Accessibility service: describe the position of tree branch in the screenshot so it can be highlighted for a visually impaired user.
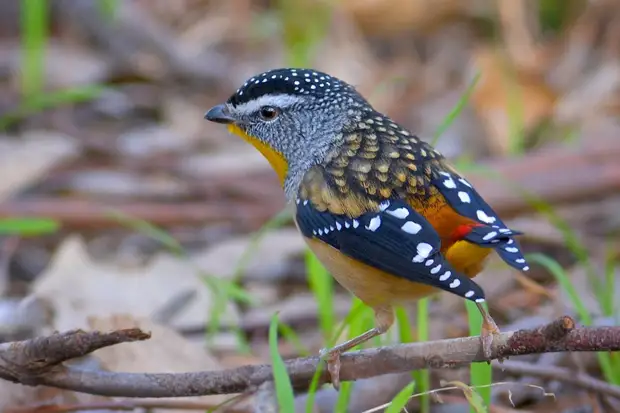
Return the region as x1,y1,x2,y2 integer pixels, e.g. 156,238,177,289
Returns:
1,317,619,399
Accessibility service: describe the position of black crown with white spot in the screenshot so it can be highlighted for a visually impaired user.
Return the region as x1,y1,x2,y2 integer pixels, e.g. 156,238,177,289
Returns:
227,68,365,107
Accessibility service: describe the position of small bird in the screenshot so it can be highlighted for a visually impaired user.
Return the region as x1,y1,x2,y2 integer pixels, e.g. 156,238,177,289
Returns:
205,68,529,388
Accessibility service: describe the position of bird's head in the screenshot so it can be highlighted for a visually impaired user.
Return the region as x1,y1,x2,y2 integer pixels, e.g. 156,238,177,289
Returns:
204,68,371,197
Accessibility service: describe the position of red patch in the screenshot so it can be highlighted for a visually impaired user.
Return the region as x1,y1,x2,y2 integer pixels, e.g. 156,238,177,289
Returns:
451,223,481,242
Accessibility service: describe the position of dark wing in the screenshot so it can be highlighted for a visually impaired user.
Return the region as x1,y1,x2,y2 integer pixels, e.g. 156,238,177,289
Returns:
296,198,487,303
430,172,530,272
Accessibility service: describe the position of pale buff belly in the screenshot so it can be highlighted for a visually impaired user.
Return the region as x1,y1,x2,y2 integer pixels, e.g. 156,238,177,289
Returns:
304,237,440,307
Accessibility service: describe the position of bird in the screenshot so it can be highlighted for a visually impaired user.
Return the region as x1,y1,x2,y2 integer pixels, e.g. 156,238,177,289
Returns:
204,68,530,388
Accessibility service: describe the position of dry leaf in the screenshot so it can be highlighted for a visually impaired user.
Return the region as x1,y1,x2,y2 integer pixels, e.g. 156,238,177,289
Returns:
28,236,240,332
0,131,80,201
87,314,230,411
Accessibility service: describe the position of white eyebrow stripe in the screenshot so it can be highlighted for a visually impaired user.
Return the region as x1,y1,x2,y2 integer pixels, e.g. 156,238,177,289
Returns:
231,94,306,115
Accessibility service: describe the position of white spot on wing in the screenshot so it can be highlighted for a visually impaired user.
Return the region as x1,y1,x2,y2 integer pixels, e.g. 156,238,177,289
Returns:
378,200,390,211
401,221,422,234
465,290,475,298
352,219,360,229
430,264,442,274
425,259,434,267
458,191,471,203
505,247,519,253
336,222,342,231
515,258,525,264
439,271,451,281
366,216,381,232
412,242,433,263
443,176,456,189
386,208,410,219
449,279,461,289
476,210,497,224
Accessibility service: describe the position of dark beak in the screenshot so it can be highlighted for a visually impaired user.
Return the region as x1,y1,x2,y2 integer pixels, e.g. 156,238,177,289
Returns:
204,104,235,124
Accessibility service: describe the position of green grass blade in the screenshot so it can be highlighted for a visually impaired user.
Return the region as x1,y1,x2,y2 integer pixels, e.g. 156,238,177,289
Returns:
98,0,118,19
306,250,334,341
232,207,291,282
20,0,48,98
527,253,618,384
0,218,60,236
432,71,481,146
465,300,492,411
0,86,106,131
414,299,431,413
384,380,416,413
395,306,413,343
106,210,185,256
526,253,591,324
278,321,310,357
269,313,296,411
336,297,370,411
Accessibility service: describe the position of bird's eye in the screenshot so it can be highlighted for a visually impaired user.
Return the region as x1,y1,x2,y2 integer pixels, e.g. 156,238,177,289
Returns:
259,106,279,121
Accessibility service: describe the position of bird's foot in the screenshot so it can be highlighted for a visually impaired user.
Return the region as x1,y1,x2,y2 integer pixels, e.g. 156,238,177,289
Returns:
480,313,501,360
319,347,342,390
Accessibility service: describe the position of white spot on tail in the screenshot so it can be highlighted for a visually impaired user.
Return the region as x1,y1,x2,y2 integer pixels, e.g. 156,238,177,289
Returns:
505,247,519,253
482,231,498,241
387,208,410,219
515,258,525,264
475,298,485,303
523,266,530,271
366,216,381,232
465,290,475,298
401,221,422,234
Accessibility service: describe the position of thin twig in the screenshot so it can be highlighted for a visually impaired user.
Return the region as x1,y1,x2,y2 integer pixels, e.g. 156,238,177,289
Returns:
494,360,620,400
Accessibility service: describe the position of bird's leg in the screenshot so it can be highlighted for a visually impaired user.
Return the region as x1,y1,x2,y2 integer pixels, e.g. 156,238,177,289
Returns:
476,302,500,359
320,306,394,390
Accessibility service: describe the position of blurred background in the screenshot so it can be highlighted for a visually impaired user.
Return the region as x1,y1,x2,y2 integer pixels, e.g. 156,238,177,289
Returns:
0,0,619,412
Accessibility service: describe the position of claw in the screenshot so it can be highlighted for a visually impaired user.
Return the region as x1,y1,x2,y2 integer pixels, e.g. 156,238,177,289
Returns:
319,347,342,390
477,302,501,360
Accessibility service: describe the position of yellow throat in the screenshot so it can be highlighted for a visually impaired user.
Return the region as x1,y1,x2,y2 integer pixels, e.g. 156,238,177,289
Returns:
227,124,289,185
